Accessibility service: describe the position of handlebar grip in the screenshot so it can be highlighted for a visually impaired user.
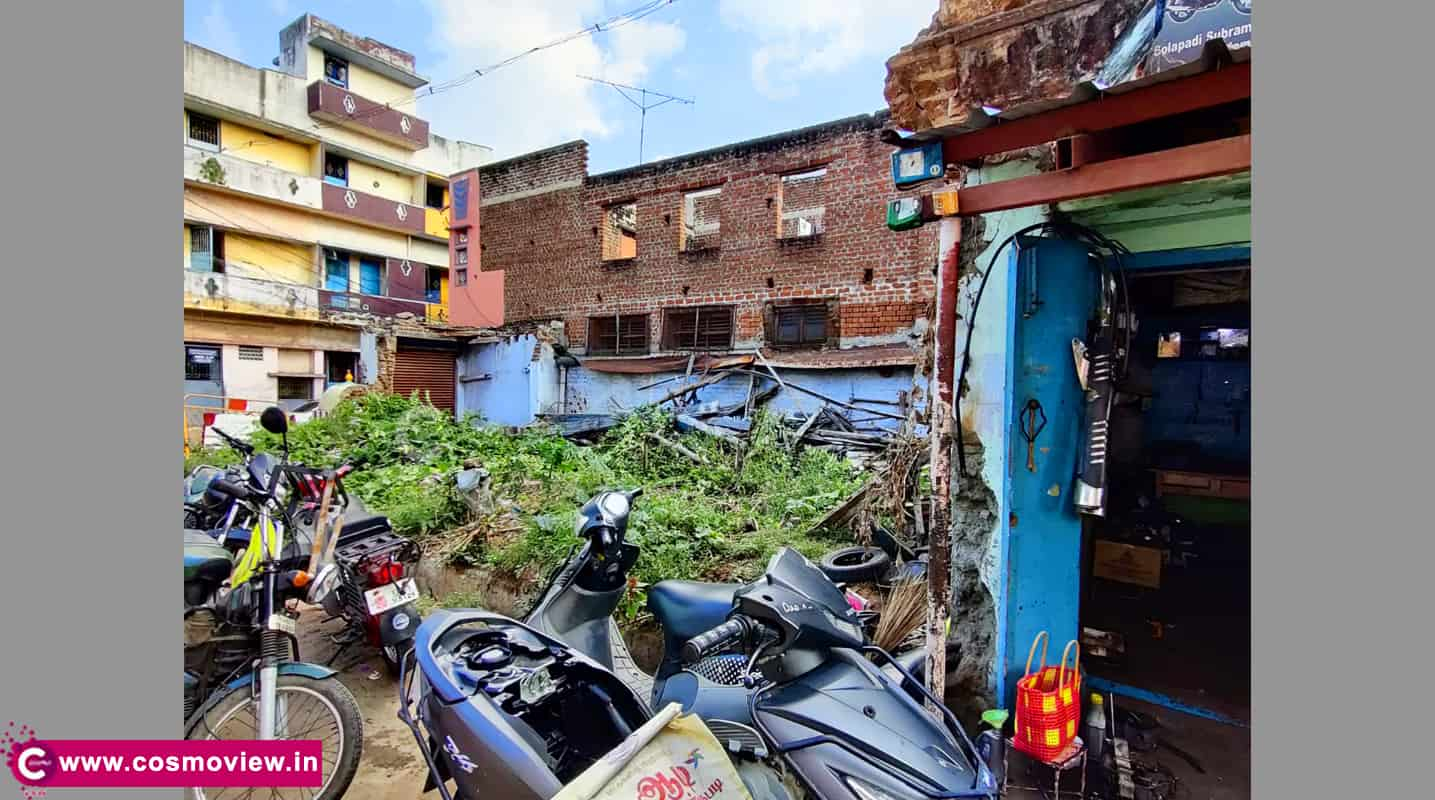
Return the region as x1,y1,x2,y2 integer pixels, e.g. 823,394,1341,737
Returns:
210,478,252,500
682,618,747,664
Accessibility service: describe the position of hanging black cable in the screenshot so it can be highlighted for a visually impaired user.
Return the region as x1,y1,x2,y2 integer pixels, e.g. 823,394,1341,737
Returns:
949,219,1133,479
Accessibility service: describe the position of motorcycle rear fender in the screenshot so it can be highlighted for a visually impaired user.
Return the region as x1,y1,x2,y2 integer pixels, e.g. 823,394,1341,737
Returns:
377,605,420,646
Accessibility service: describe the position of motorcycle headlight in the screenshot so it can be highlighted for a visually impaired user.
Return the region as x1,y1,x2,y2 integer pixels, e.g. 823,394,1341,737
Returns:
599,492,629,519
307,563,340,606
843,776,909,800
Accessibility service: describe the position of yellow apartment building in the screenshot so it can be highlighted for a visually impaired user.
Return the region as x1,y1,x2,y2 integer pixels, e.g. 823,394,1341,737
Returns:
183,14,491,426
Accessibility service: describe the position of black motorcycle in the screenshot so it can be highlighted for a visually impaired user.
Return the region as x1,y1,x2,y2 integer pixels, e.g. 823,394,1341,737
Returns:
183,426,270,543
399,489,999,800
183,407,364,800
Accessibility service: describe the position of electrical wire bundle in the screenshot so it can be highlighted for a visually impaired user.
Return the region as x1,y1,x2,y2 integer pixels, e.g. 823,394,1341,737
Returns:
952,218,1133,479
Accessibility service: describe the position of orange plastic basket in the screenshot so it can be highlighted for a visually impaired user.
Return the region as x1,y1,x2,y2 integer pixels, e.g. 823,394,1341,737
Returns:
1012,631,1082,763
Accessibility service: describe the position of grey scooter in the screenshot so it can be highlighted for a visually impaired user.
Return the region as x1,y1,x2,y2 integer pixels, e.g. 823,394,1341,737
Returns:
400,542,1000,799
521,489,947,727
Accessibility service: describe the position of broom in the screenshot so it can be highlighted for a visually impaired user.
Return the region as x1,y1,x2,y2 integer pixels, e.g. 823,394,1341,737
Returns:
873,578,927,652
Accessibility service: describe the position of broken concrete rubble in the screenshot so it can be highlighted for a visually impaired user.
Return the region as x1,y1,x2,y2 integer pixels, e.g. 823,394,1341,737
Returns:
884,0,1148,133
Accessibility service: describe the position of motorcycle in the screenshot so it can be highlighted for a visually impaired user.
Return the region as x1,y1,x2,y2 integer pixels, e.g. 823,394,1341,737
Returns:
293,461,423,676
184,408,423,676
183,426,270,545
399,543,998,799
183,407,364,800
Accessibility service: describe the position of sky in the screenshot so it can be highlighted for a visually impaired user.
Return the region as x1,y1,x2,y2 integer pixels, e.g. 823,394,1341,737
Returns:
183,0,937,174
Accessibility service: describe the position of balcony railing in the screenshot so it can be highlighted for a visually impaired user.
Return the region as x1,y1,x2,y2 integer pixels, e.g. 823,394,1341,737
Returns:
184,269,321,320
321,182,425,235
306,81,429,150
183,145,322,210
319,290,429,318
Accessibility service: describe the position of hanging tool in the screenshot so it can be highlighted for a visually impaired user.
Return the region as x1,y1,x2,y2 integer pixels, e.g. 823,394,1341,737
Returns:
1018,398,1047,473
1074,272,1121,517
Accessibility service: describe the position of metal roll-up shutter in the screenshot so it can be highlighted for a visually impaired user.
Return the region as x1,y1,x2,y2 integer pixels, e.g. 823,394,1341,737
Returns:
393,341,457,412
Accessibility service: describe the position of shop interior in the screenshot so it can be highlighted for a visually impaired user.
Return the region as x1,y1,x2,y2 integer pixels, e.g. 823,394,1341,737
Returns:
1080,263,1252,726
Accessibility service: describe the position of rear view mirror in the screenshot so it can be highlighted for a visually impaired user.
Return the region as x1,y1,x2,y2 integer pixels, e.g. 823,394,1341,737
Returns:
259,406,289,435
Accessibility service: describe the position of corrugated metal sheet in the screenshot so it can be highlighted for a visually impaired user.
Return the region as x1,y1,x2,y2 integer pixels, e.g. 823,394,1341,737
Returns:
394,347,457,412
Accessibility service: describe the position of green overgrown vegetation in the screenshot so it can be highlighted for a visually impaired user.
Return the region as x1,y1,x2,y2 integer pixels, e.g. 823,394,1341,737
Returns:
185,394,863,610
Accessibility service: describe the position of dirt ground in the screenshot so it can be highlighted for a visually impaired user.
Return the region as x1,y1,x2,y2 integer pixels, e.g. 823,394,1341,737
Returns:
1005,695,1251,800
296,607,431,800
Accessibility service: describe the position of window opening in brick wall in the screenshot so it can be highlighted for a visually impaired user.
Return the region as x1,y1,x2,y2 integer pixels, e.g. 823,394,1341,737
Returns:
324,152,349,187
663,306,734,351
237,345,264,361
187,112,221,151
771,303,831,348
188,225,225,273
455,268,468,287
277,377,314,401
602,202,638,261
779,167,827,239
682,187,721,251
588,314,651,356
323,54,349,89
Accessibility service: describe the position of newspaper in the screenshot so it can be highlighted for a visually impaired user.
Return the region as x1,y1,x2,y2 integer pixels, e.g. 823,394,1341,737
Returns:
551,703,754,800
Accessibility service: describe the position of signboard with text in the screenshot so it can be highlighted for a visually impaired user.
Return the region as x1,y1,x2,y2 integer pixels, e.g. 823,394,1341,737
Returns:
1147,0,1252,73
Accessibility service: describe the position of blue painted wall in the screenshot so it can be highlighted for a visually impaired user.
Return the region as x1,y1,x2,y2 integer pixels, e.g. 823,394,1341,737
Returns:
457,334,546,426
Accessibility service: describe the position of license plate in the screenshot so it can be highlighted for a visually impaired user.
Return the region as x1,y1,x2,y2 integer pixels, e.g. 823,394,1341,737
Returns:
267,613,297,635
364,578,418,616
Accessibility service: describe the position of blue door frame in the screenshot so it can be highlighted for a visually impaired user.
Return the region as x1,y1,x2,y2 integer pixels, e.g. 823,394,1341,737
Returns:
994,242,1252,725
996,237,1093,705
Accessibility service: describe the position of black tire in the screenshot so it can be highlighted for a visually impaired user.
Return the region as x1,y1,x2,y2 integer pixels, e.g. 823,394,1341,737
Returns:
382,642,410,678
185,673,363,800
818,546,892,584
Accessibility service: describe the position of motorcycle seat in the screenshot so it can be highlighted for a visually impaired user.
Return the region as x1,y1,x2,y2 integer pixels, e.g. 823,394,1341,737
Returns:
184,552,232,588
647,580,742,645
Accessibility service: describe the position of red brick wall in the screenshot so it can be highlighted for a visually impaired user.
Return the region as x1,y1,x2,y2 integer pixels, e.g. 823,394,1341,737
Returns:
477,115,938,354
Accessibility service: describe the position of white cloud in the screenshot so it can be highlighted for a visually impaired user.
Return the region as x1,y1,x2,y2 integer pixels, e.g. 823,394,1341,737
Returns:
268,0,290,17
199,0,243,60
419,0,686,161
718,0,935,99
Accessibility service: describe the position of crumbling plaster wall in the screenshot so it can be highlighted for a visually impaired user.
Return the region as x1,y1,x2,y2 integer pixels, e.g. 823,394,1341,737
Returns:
948,155,1051,708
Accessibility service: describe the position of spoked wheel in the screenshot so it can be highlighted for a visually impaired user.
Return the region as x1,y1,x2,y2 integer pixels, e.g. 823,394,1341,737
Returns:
185,674,363,800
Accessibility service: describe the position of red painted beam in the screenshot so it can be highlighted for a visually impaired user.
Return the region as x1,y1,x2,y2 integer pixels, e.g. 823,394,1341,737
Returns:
955,134,1250,216
942,62,1251,164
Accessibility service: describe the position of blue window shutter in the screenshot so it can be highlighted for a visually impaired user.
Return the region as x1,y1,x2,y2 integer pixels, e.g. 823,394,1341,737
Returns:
325,253,349,292
359,259,382,295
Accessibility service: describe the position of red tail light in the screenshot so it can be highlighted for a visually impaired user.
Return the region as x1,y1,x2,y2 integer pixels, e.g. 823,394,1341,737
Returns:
367,558,404,587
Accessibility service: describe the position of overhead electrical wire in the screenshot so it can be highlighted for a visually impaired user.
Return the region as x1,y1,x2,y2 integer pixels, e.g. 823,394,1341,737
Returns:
213,0,685,157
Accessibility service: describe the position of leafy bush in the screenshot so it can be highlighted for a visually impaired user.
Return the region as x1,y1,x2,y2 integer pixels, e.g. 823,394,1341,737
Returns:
185,393,863,613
